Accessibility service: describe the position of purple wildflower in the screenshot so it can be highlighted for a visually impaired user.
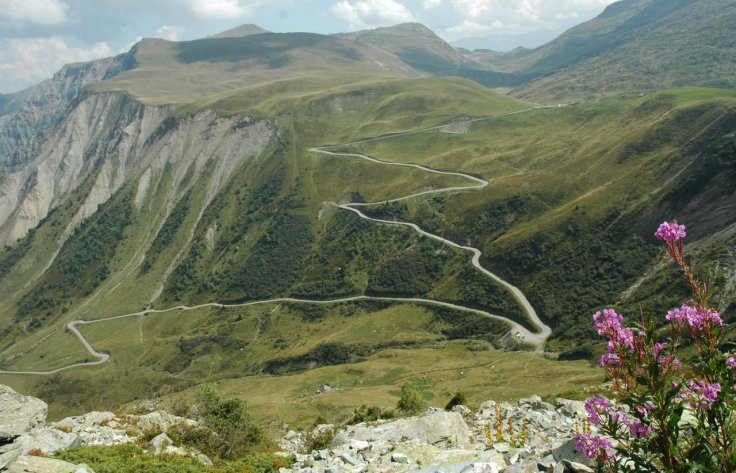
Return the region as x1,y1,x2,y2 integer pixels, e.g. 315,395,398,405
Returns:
598,352,620,367
657,352,681,373
655,221,686,242
653,342,668,358
666,304,722,331
727,356,736,375
607,407,654,438
629,418,654,438
594,309,634,350
637,402,656,417
584,396,612,426
680,379,721,410
574,433,617,463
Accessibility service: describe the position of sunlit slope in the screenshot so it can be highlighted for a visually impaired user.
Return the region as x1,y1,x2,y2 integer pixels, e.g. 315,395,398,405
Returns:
503,0,736,100
0,78,533,384
347,88,736,351
90,33,419,104
5,302,598,421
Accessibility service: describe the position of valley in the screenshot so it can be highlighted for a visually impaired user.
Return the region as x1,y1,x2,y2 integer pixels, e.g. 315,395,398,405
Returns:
0,0,734,434
0,107,553,377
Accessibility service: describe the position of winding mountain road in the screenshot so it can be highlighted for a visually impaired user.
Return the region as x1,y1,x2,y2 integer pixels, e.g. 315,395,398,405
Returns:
0,108,551,376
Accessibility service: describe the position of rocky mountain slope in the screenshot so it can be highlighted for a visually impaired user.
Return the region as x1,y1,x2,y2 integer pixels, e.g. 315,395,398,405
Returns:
0,382,598,473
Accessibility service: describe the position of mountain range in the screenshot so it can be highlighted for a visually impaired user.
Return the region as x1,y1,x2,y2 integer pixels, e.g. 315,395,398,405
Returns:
0,0,734,420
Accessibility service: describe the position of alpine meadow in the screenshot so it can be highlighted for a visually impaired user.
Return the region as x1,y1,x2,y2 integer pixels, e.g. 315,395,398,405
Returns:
0,1,735,472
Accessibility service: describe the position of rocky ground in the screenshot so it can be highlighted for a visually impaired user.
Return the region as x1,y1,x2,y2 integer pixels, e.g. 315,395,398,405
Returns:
0,384,209,472
279,396,595,473
0,383,595,472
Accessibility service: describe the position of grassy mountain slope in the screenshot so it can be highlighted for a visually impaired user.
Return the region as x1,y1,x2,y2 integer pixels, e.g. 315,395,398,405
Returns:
345,88,736,353
90,32,418,105
497,0,736,100
0,18,734,424
211,24,270,38
0,74,552,416
338,23,523,89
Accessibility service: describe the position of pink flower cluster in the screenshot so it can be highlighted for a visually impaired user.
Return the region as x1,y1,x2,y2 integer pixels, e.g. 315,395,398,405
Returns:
584,396,654,439
624,403,655,438
666,304,723,330
727,356,736,375
598,352,620,367
584,396,612,426
574,433,617,463
655,221,686,242
594,309,634,351
679,379,721,410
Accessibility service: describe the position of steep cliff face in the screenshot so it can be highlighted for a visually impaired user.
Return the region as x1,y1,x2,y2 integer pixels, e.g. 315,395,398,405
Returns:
0,54,135,172
0,88,275,248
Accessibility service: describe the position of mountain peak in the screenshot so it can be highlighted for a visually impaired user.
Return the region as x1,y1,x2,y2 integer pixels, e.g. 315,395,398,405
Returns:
211,24,269,39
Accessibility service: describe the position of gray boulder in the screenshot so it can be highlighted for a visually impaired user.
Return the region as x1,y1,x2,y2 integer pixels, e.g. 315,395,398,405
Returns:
149,432,173,454
6,427,81,454
0,385,47,441
53,412,115,431
551,439,587,465
136,411,188,433
563,459,595,473
343,412,472,447
5,455,94,473
554,399,586,420
0,451,19,469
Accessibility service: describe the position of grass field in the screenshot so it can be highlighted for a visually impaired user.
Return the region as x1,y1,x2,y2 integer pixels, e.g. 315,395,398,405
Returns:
0,300,599,422
179,342,603,429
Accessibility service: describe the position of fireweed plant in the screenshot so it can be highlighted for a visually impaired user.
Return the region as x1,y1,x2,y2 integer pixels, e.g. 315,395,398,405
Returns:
574,221,735,472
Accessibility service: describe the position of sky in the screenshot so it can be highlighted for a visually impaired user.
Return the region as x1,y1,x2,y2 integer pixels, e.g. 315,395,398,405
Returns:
0,0,617,94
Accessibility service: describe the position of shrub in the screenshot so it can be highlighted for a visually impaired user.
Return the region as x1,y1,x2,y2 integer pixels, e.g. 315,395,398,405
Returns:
349,404,396,424
55,444,292,473
445,392,468,411
575,221,736,472
302,426,335,453
397,382,428,414
169,385,264,460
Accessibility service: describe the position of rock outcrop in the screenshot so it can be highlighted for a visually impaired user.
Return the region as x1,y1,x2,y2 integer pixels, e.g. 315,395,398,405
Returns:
0,385,47,442
0,89,275,247
0,384,213,472
280,396,593,473
0,383,596,472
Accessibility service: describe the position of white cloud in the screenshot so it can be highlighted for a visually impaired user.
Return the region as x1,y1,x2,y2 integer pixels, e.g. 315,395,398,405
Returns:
445,19,501,38
439,0,617,40
423,0,442,8
331,0,415,30
156,25,185,41
187,0,259,20
0,37,113,93
0,0,69,25
121,24,185,53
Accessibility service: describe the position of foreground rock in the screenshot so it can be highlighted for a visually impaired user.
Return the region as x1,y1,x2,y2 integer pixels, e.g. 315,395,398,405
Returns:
281,397,593,473
0,384,212,472
3,427,81,455
5,455,93,473
0,385,47,442
339,411,472,447
0,383,596,472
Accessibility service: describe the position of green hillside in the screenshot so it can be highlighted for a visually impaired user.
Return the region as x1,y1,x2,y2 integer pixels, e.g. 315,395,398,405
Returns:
90,32,418,105
499,0,736,100
0,18,734,424
348,88,736,354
